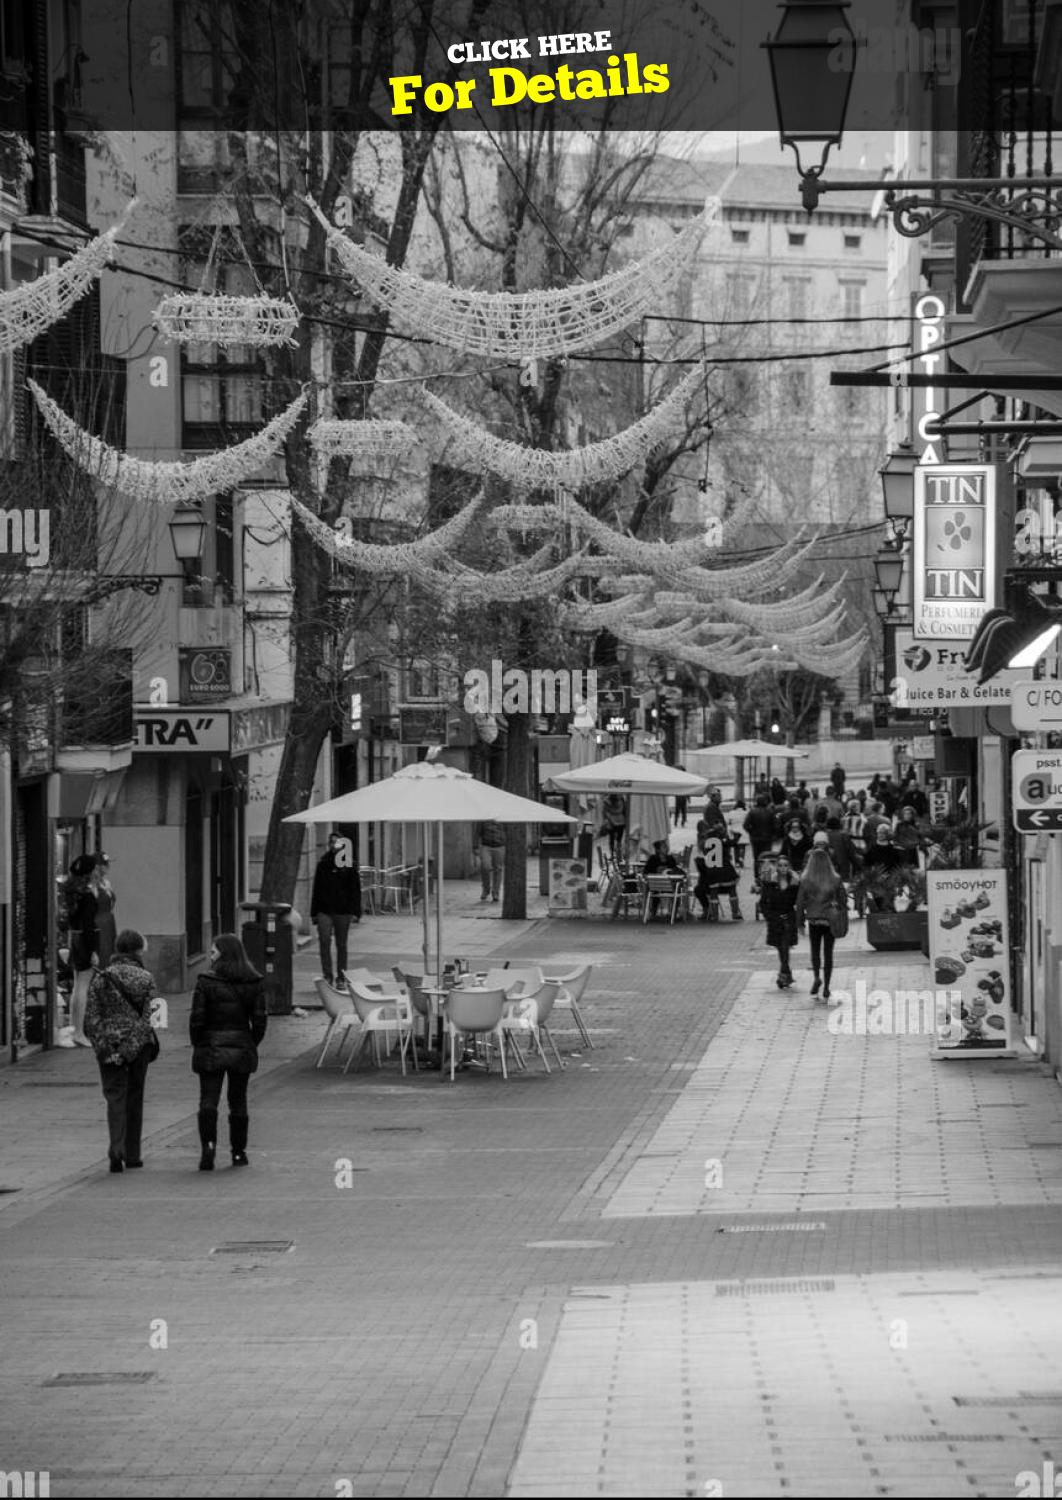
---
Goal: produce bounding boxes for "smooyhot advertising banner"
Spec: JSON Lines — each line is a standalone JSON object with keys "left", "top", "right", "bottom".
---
{"left": 70, "top": 0, "right": 957, "bottom": 132}
{"left": 927, "top": 871, "right": 1014, "bottom": 1055}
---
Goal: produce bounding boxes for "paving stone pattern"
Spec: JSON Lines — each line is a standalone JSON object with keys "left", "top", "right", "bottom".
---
{"left": 0, "top": 862, "right": 1060, "bottom": 1497}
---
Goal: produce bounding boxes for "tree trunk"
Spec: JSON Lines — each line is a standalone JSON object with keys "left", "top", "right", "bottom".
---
{"left": 501, "top": 711, "right": 530, "bottom": 920}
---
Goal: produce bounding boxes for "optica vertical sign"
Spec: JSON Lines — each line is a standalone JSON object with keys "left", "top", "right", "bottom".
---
{"left": 912, "top": 464, "right": 996, "bottom": 640}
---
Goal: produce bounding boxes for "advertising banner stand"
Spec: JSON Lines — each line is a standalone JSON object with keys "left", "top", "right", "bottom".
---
{"left": 927, "top": 870, "right": 1016, "bottom": 1057}
{"left": 548, "top": 858, "right": 588, "bottom": 916}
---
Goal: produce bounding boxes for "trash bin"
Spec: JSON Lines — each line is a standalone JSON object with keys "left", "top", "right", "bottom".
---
{"left": 240, "top": 902, "right": 296, "bottom": 1015}
{"left": 539, "top": 838, "right": 573, "bottom": 895}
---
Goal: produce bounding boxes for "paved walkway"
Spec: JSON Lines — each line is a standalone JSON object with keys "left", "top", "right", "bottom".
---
{"left": 2, "top": 851, "right": 1061, "bottom": 1497}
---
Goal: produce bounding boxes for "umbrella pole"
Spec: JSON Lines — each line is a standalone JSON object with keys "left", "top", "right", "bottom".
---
{"left": 421, "top": 821, "right": 431, "bottom": 976}
{"left": 435, "top": 820, "right": 444, "bottom": 986}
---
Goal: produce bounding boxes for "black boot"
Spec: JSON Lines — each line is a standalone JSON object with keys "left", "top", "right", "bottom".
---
{"left": 197, "top": 1109, "right": 217, "bottom": 1171}
{"left": 230, "top": 1113, "right": 249, "bottom": 1166}
{"left": 811, "top": 973, "right": 821, "bottom": 996}
{"left": 729, "top": 897, "right": 743, "bottom": 921}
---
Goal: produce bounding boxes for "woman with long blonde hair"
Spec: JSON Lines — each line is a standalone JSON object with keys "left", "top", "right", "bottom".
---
{"left": 795, "top": 836, "right": 846, "bottom": 1000}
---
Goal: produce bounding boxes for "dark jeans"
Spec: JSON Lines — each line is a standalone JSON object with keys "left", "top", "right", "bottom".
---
{"left": 808, "top": 922, "right": 835, "bottom": 982}
{"left": 198, "top": 1069, "right": 250, "bottom": 1117}
{"left": 772, "top": 938, "right": 792, "bottom": 976}
{"left": 98, "top": 1048, "right": 151, "bottom": 1161}
{"left": 316, "top": 911, "right": 353, "bottom": 980}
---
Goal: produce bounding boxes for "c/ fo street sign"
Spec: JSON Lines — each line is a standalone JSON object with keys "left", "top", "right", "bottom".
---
{"left": 1012, "top": 749, "right": 1062, "bottom": 833}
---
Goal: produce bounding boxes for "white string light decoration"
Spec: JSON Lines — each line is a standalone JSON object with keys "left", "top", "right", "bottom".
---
{"left": 425, "top": 367, "right": 704, "bottom": 491}
{"left": 307, "top": 418, "right": 419, "bottom": 461}
{"left": 152, "top": 292, "right": 300, "bottom": 349}
{"left": 306, "top": 195, "right": 721, "bottom": 359}
{"left": 29, "top": 382, "right": 309, "bottom": 502}
{"left": 289, "top": 492, "right": 484, "bottom": 575}
{"left": 0, "top": 207, "right": 134, "bottom": 354}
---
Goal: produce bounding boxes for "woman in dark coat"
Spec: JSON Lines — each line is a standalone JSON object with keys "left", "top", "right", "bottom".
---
{"left": 760, "top": 855, "right": 798, "bottom": 988}
{"left": 190, "top": 933, "right": 267, "bottom": 1171}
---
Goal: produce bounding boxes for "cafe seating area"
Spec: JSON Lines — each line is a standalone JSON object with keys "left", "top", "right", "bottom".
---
{"left": 312, "top": 961, "right": 595, "bottom": 1082}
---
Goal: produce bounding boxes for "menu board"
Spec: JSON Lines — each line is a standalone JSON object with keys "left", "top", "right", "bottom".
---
{"left": 927, "top": 870, "right": 1014, "bottom": 1054}
{"left": 549, "top": 859, "right": 588, "bottom": 914}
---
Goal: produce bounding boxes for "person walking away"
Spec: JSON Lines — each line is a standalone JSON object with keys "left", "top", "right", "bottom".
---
{"left": 190, "top": 933, "right": 267, "bottom": 1170}
{"left": 475, "top": 819, "right": 506, "bottom": 902}
{"left": 861, "top": 800, "right": 889, "bottom": 845}
{"left": 744, "top": 795, "right": 777, "bottom": 888}
{"left": 84, "top": 929, "right": 159, "bottom": 1172}
{"left": 310, "top": 832, "right": 362, "bottom": 985}
{"left": 601, "top": 794, "right": 627, "bottom": 860}
{"left": 781, "top": 817, "right": 813, "bottom": 873}
{"left": 93, "top": 852, "right": 118, "bottom": 968}
{"left": 796, "top": 838, "right": 846, "bottom": 1000}
{"left": 760, "top": 855, "right": 798, "bottom": 988}
{"left": 769, "top": 777, "right": 787, "bottom": 807}
{"left": 824, "top": 815, "right": 857, "bottom": 882}
{"left": 829, "top": 762, "right": 846, "bottom": 797}
{"left": 899, "top": 778, "right": 929, "bottom": 819}
{"left": 725, "top": 799, "right": 747, "bottom": 867}
{"left": 62, "top": 854, "right": 99, "bottom": 1046}
{"left": 673, "top": 768, "right": 689, "bottom": 828}
{"left": 696, "top": 791, "right": 728, "bottom": 852}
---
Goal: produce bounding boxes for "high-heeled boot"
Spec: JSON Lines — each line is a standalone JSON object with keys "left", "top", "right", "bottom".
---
{"left": 230, "top": 1113, "right": 249, "bottom": 1166}
{"left": 197, "top": 1109, "right": 217, "bottom": 1171}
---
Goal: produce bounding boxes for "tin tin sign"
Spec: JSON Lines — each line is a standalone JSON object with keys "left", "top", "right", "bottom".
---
{"left": 893, "top": 629, "right": 1017, "bottom": 708}
{"left": 912, "top": 464, "right": 996, "bottom": 641}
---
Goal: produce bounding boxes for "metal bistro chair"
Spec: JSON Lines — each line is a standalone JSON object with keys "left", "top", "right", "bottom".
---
{"left": 359, "top": 867, "right": 379, "bottom": 917}
{"left": 611, "top": 864, "right": 643, "bottom": 920}
{"left": 642, "top": 873, "right": 686, "bottom": 925}
{"left": 377, "top": 864, "right": 416, "bottom": 914}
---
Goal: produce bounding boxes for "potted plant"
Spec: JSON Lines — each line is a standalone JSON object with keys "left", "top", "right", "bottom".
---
{"left": 853, "top": 864, "right": 929, "bottom": 952}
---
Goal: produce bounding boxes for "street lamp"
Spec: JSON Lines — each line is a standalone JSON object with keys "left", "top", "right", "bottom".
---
{"left": 764, "top": 0, "right": 1062, "bottom": 246}
{"left": 90, "top": 503, "right": 209, "bottom": 601}
{"left": 879, "top": 443, "right": 917, "bottom": 540}
{"left": 874, "top": 541, "right": 905, "bottom": 601}
{"left": 168, "top": 504, "right": 208, "bottom": 564}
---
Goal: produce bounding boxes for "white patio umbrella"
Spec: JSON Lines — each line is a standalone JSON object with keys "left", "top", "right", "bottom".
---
{"left": 551, "top": 753, "right": 707, "bottom": 863}
{"left": 627, "top": 793, "right": 672, "bottom": 860}
{"left": 284, "top": 760, "right": 576, "bottom": 983}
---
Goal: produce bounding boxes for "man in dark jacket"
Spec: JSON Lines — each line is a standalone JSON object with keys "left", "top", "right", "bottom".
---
{"left": 744, "top": 795, "right": 777, "bottom": 880}
{"left": 310, "top": 833, "right": 362, "bottom": 985}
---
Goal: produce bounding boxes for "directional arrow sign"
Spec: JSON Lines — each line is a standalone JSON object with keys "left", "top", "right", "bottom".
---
{"left": 1012, "top": 749, "right": 1062, "bottom": 832}
{"left": 1016, "top": 809, "right": 1062, "bottom": 832}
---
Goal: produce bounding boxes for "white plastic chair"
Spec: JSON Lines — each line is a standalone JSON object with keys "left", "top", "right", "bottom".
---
{"left": 500, "top": 981, "right": 562, "bottom": 1072}
{"left": 313, "top": 978, "right": 360, "bottom": 1069}
{"left": 342, "top": 980, "right": 418, "bottom": 1075}
{"left": 444, "top": 987, "right": 509, "bottom": 1081}
{"left": 542, "top": 962, "right": 594, "bottom": 1049}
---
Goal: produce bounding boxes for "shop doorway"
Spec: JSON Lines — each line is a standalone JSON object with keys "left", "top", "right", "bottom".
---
{"left": 185, "top": 782, "right": 204, "bottom": 958}
{"left": 210, "top": 783, "right": 240, "bottom": 938}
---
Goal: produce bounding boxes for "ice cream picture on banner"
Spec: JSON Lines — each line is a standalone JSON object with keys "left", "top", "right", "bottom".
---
{"left": 928, "top": 872, "right": 1013, "bottom": 1052}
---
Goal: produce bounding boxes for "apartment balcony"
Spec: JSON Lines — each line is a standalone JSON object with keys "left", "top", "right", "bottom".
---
{"left": 948, "top": 260, "right": 1062, "bottom": 417}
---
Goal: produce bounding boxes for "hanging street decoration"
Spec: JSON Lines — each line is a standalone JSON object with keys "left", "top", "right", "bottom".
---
{"left": 29, "top": 382, "right": 309, "bottom": 502}
{"left": 152, "top": 291, "right": 300, "bottom": 349}
{"left": 306, "top": 195, "right": 721, "bottom": 359}
{"left": 288, "top": 492, "right": 485, "bottom": 576}
{"left": 308, "top": 417, "right": 419, "bottom": 461}
{"left": 0, "top": 204, "right": 135, "bottom": 354}
{"left": 425, "top": 366, "right": 704, "bottom": 490}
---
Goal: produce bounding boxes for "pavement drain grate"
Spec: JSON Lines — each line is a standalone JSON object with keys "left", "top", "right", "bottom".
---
{"left": 44, "top": 1372, "right": 157, "bottom": 1387}
{"left": 718, "top": 1221, "right": 828, "bottom": 1233}
{"left": 211, "top": 1241, "right": 294, "bottom": 1255}
{"left": 525, "top": 1240, "right": 615, "bottom": 1249}
{"left": 13, "top": 1080, "right": 98, "bottom": 1087}
{"left": 715, "top": 1279, "right": 835, "bottom": 1297}
{"left": 953, "top": 1393, "right": 1062, "bottom": 1406}
{"left": 1026, "top": 1142, "right": 1062, "bottom": 1149}
{"left": 371, "top": 1126, "right": 423, "bottom": 1133}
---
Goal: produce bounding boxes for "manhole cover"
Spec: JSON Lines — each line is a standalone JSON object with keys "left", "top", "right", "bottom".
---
{"left": 44, "top": 1371, "right": 157, "bottom": 1387}
{"left": 371, "top": 1126, "right": 423, "bottom": 1133}
{"left": 211, "top": 1241, "right": 294, "bottom": 1255}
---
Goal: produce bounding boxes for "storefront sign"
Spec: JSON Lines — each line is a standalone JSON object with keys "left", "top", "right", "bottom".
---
{"left": 927, "top": 870, "right": 1014, "bottom": 1053}
{"left": 134, "top": 709, "right": 231, "bottom": 753}
{"left": 178, "top": 647, "right": 231, "bottom": 704}
{"left": 1012, "top": 749, "right": 1062, "bottom": 832}
{"left": 232, "top": 702, "right": 290, "bottom": 754}
{"left": 912, "top": 465, "right": 996, "bottom": 641}
{"left": 1010, "top": 681, "right": 1062, "bottom": 732}
{"left": 548, "top": 858, "right": 587, "bottom": 914}
{"left": 893, "top": 629, "right": 1017, "bottom": 707}
{"left": 912, "top": 292, "right": 946, "bottom": 465}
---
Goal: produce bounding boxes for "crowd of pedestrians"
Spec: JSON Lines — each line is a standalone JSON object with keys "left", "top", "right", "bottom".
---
{"left": 679, "top": 765, "right": 943, "bottom": 995}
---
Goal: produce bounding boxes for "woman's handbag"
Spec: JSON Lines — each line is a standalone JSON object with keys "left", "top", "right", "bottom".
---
{"left": 146, "top": 1028, "right": 161, "bottom": 1063}
{"left": 827, "top": 893, "right": 849, "bottom": 940}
